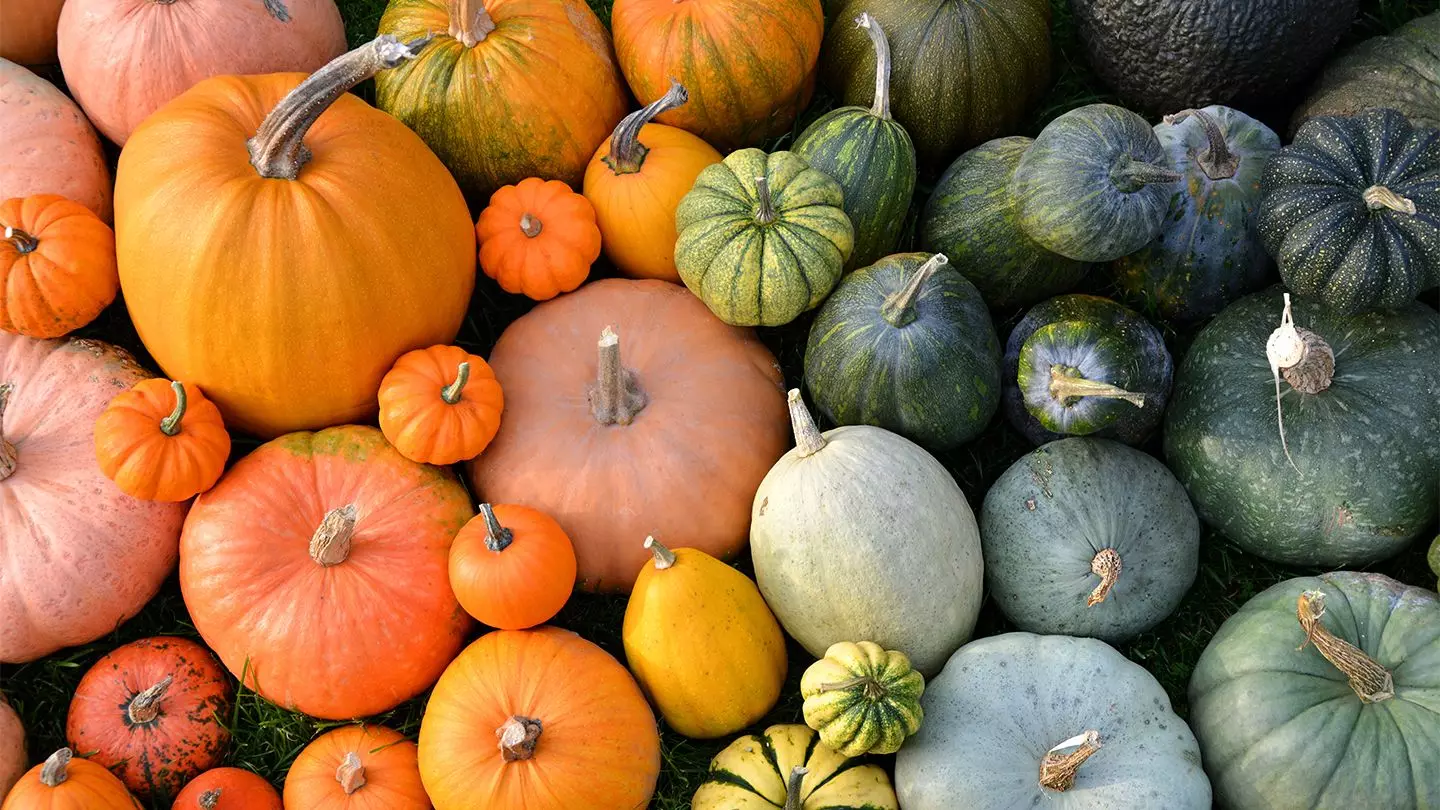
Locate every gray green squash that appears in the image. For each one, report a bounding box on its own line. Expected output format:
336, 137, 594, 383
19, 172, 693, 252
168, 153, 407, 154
1293, 12, 1440, 134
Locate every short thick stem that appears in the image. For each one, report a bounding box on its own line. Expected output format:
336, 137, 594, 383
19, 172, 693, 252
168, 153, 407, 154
644, 536, 676, 570
497, 716, 543, 761
335, 752, 366, 795
0, 383, 16, 482
448, 0, 496, 47
588, 327, 648, 426
1297, 590, 1395, 702
199, 789, 222, 810
160, 381, 187, 436
127, 675, 173, 724
1086, 549, 1122, 606
604, 81, 689, 174
881, 254, 946, 327
1163, 109, 1238, 179
518, 213, 543, 238
1039, 730, 1101, 792
1049, 367, 1145, 407
1109, 155, 1183, 192
3, 227, 38, 254
480, 503, 513, 552
441, 361, 470, 404
262, 0, 292, 22
310, 504, 358, 566
40, 749, 72, 787
1266, 293, 1331, 471
787, 389, 827, 458
754, 176, 777, 225
856, 12, 893, 119
783, 766, 808, 810
1363, 185, 1416, 215
1280, 328, 1334, 394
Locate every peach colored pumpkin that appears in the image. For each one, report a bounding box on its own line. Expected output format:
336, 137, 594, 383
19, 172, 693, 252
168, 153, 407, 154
0, 0, 65, 65
57, 0, 347, 146
0, 694, 25, 799
0, 335, 186, 663
0, 59, 111, 222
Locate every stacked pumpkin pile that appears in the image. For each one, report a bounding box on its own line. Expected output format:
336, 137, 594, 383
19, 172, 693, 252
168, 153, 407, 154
2, 0, 1439, 809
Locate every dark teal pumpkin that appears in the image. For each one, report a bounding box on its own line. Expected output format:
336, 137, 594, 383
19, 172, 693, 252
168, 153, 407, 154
804, 253, 1000, 450
1003, 295, 1172, 446
921, 137, 1090, 309
1113, 106, 1280, 322
1258, 108, 1440, 315
1011, 104, 1181, 263
1164, 290, 1440, 566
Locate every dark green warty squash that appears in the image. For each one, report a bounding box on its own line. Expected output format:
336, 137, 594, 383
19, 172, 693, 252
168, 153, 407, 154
1010, 104, 1182, 263
1113, 106, 1280, 322
921, 137, 1090, 309
675, 148, 854, 327
820, 0, 1051, 168
1003, 295, 1173, 447
794, 13, 916, 273
1258, 109, 1440, 315
804, 253, 1001, 451
1190, 572, 1440, 810
1293, 12, 1440, 134
1164, 290, 1440, 567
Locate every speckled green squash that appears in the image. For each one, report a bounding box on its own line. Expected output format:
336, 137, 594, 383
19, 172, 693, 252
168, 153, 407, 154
675, 148, 854, 327
921, 137, 1090, 308
1003, 295, 1173, 446
1114, 106, 1280, 322
1163, 290, 1440, 567
1011, 104, 1181, 262
803, 253, 1001, 451
1258, 109, 1440, 314
981, 438, 1199, 644
1293, 12, 1440, 134
800, 641, 924, 757
1190, 572, 1440, 810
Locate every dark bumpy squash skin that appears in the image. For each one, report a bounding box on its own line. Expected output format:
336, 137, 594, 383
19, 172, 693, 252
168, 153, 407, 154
820, 0, 1051, 168
921, 137, 1089, 309
1072, 0, 1359, 113
1293, 12, 1440, 135
1258, 109, 1440, 315
1164, 290, 1440, 567
804, 253, 1001, 451
1010, 104, 1181, 263
1114, 106, 1280, 322
1003, 295, 1173, 447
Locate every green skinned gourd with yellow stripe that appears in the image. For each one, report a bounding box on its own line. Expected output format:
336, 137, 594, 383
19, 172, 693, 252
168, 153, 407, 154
692, 724, 899, 810
801, 641, 925, 757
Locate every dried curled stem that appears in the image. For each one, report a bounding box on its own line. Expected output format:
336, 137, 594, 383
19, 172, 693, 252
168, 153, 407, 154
1297, 590, 1394, 703
1039, 730, 1101, 791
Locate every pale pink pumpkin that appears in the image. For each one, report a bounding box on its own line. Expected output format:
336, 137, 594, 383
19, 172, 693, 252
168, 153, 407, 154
0, 0, 66, 65
0, 334, 186, 663
0, 59, 112, 222
0, 693, 25, 799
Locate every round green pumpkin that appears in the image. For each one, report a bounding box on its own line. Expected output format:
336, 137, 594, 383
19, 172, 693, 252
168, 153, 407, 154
1164, 290, 1440, 567
793, 13, 916, 272
1258, 108, 1440, 315
1113, 106, 1280, 322
675, 148, 854, 327
803, 253, 1001, 451
1003, 294, 1173, 446
921, 137, 1090, 308
1011, 104, 1182, 263
1293, 12, 1440, 134
800, 640, 924, 757
1189, 572, 1440, 810
981, 438, 1199, 644
820, 0, 1051, 169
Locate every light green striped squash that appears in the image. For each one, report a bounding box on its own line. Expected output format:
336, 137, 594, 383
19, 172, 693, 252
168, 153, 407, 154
693, 724, 899, 810
675, 148, 854, 327
793, 13, 915, 272
801, 641, 925, 758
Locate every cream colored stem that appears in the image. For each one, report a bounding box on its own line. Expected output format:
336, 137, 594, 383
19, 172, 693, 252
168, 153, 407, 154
1039, 730, 1101, 791
644, 536, 676, 570
1297, 590, 1395, 702
1162, 108, 1238, 179
160, 381, 187, 436
589, 327, 648, 425
1363, 185, 1417, 215
335, 752, 366, 795
0, 383, 16, 481
1085, 549, 1122, 606
441, 361, 470, 404
310, 504, 359, 566
3, 227, 37, 254
448, 0, 496, 47
783, 766, 808, 810
497, 716, 543, 761
755, 176, 777, 225
881, 254, 947, 327
1048, 367, 1145, 407
787, 389, 827, 457
40, 749, 72, 787
856, 12, 893, 119
480, 503, 513, 553
127, 675, 173, 724
605, 80, 689, 174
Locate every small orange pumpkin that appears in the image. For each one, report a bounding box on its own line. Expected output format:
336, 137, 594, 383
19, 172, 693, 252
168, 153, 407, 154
378, 345, 503, 466
450, 504, 577, 630
282, 725, 429, 810
476, 178, 599, 301
95, 379, 231, 502
172, 768, 281, 810
0, 194, 117, 338
1, 749, 140, 810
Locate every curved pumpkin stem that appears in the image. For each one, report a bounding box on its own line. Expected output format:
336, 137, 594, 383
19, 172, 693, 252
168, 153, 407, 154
160, 381, 187, 437
589, 327, 648, 426
787, 389, 827, 458
1162, 109, 1238, 180
881, 253, 947, 327
783, 766, 808, 810
3, 227, 38, 254
1039, 730, 1101, 792
754, 175, 778, 225
479, 503, 513, 553
40, 749, 73, 787
856, 12, 893, 120
605, 80, 690, 175
1048, 367, 1145, 407
1363, 185, 1417, 215
1085, 548, 1122, 606
816, 675, 886, 701
441, 361, 471, 405
449, 0, 497, 47
1108, 154, 1182, 192
335, 752, 367, 795
644, 536, 676, 570
0, 383, 16, 481
199, 788, 223, 810
1297, 590, 1395, 703
310, 504, 359, 566
127, 675, 174, 724
497, 716, 543, 761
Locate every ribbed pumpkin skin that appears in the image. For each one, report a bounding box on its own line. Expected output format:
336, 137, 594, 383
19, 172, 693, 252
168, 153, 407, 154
800, 642, 924, 758
1114, 106, 1280, 322
376, 0, 629, 201
0, 194, 118, 339
803, 253, 1000, 450
172, 768, 281, 810
1293, 12, 1440, 133
921, 137, 1089, 309
821, 0, 1051, 168
284, 726, 429, 810
692, 724, 899, 810
1257, 109, 1440, 315
1164, 291, 1440, 567
1189, 572, 1440, 810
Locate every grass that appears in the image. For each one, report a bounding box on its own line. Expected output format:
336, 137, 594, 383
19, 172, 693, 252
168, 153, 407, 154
3, 1, 1438, 808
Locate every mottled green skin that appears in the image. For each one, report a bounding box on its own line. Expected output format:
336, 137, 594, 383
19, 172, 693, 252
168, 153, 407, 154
922, 137, 1090, 308
1011, 104, 1177, 262
1114, 106, 1281, 322
820, 0, 1051, 168
1430, 536, 1440, 582
793, 107, 916, 272
1293, 12, 1440, 135
981, 438, 1199, 644
804, 253, 1000, 450
676, 149, 854, 327
1163, 290, 1440, 567
1258, 109, 1440, 315
1190, 572, 1440, 810
1003, 295, 1173, 446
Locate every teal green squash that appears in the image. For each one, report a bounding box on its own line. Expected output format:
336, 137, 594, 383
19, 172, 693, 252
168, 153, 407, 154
1164, 290, 1440, 567
921, 137, 1090, 308
1010, 104, 1182, 263
981, 438, 1199, 644
820, 0, 1052, 168
1189, 572, 1440, 810
1003, 295, 1173, 446
1113, 106, 1281, 322
1292, 12, 1440, 134
803, 253, 1001, 451
793, 13, 916, 272
1258, 108, 1440, 315
675, 148, 854, 327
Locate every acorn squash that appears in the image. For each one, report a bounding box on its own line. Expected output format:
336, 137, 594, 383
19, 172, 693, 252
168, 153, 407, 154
693, 724, 899, 810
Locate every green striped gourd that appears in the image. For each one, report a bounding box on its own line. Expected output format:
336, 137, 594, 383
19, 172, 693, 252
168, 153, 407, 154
801, 641, 925, 757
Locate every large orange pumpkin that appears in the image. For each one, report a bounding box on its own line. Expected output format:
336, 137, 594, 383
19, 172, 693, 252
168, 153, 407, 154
179, 425, 472, 720
467, 279, 789, 592
0, 0, 65, 65
0, 194, 118, 339
282, 726, 429, 810
0, 335, 186, 664
0, 60, 112, 222
0, 694, 24, 799
1, 749, 140, 810
418, 627, 660, 810
172, 768, 282, 810
114, 36, 476, 438
611, 0, 824, 151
